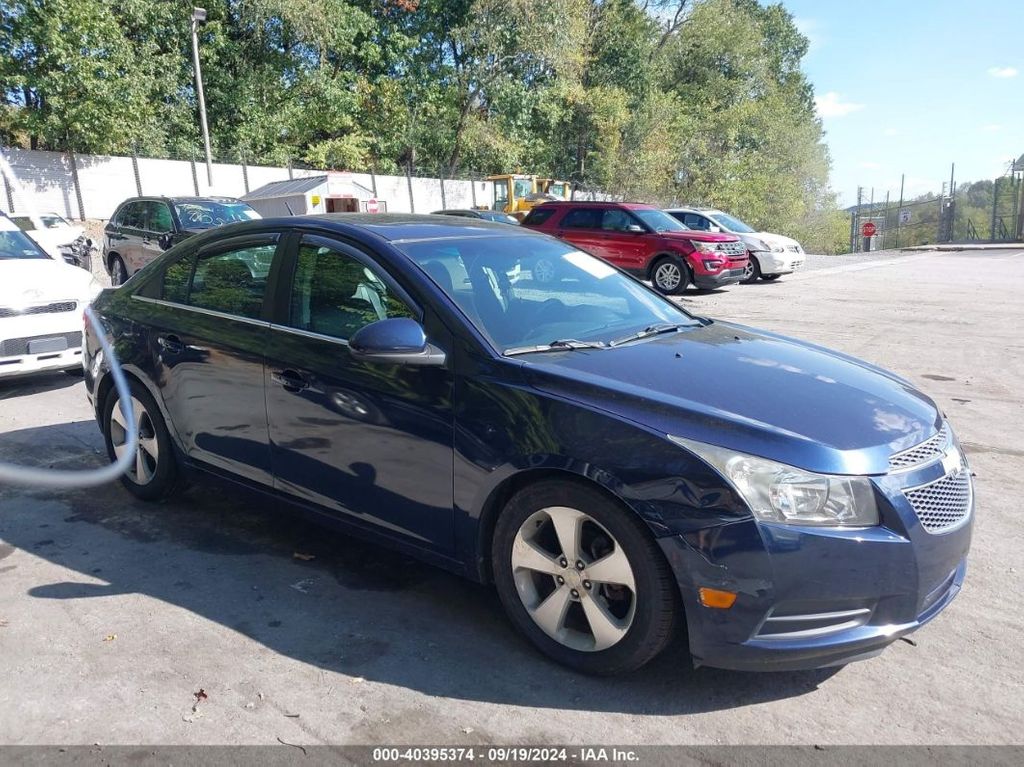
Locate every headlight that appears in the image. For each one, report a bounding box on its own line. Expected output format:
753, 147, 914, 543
751, 239, 771, 252
669, 436, 880, 526
691, 241, 716, 253
771, 245, 784, 253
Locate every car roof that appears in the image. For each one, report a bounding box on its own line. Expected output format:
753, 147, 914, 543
535, 201, 657, 210
117, 195, 246, 204
664, 206, 717, 214
228, 213, 548, 244
432, 209, 481, 215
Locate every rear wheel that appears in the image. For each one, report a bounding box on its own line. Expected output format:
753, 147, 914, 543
740, 254, 761, 284
102, 380, 179, 500
492, 480, 680, 674
651, 256, 689, 295
109, 255, 128, 286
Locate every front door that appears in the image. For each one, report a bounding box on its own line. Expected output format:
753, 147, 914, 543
141, 232, 280, 484
596, 208, 649, 271
264, 234, 456, 551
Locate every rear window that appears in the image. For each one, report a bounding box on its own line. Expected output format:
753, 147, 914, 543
522, 207, 557, 226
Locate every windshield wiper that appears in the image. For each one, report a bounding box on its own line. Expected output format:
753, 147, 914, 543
609, 323, 690, 347
504, 338, 608, 356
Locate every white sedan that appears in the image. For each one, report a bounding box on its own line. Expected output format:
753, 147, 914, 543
665, 207, 805, 283
0, 214, 101, 379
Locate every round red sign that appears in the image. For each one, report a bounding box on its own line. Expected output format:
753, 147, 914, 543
366, 198, 380, 214
861, 221, 877, 237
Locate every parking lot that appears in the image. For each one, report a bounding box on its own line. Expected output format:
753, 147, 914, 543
1, 246, 1022, 746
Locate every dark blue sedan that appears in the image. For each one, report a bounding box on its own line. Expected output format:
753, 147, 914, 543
83, 214, 973, 674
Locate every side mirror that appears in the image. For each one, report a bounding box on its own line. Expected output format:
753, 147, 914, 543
349, 318, 446, 367
626, 224, 645, 233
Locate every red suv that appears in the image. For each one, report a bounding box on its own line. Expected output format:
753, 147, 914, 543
521, 201, 748, 294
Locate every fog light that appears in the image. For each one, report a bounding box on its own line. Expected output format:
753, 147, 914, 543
702, 259, 724, 270
699, 587, 737, 609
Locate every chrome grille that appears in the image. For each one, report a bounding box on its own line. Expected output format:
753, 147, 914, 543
904, 467, 972, 534
889, 424, 950, 471
0, 331, 82, 358
0, 300, 77, 318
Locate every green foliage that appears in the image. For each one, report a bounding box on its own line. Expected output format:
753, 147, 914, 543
2, 0, 849, 249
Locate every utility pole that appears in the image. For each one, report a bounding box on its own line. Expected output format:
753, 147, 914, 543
191, 7, 213, 186
895, 174, 905, 248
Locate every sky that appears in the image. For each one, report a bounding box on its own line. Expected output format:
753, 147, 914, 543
780, 0, 1023, 206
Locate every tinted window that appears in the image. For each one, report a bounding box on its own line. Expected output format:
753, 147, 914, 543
10, 216, 34, 231
188, 243, 275, 319
0, 219, 49, 260
561, 208, 602, 229
118, 202, 147, 229
147, 202, 173, 233
522, 207, 556, 226
174, 200, 260, 229
683, 213, 709, 230
398, 236, 696, 351
601, 209, 636, 232
288, 238, 414, 340
162, 254, 195, 303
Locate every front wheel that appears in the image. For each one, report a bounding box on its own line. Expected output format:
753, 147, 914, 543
740, 254, 761, 284
651, 257, 690, 295
109, 255, 128, 287
102, 380, 179, 500
492, 480, 680, 674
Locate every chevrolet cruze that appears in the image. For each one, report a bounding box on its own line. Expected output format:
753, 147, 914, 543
83, 215, 972, 674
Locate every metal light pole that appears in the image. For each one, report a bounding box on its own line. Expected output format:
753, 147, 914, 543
190, 7, 213, 186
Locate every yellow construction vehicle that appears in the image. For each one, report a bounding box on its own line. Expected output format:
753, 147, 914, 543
486, 174, 572, 219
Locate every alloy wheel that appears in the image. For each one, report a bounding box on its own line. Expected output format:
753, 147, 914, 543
510, 506, 637, 652
742, 259, 754, 280
654, 262, 682, 291
109, 396, 160, 485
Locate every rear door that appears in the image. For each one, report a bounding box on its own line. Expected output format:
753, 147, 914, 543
135, 232, 281, 484
264, 233, 456, 551
111, 202, 146, 273
554, 207, 606, 257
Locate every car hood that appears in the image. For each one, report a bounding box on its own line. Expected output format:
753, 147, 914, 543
521, 321, 939, 475
750, 231, 802, 251
661, 230, 739, 243
0, 258, 99, 304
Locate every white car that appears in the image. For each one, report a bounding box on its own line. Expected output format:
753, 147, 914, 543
0, 214, 101, 379
665, 207, 805, 283
10, 211, 94, 272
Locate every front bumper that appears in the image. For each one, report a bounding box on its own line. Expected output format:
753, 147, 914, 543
754, 250, 803, 275
693, 266, 746, 289
1, 312, 85, 379
657, 463, 973, 672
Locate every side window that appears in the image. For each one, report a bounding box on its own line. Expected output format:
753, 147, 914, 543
288, 239, 414, 340
120, 203, 146, 229
683, 213, 709, 230
188, 242, 275, 319
162, 252, 196, 303
561, 208, 601, 229
601, 209, 633, 232
522, 207, 556, 226
148, 202, 173, 233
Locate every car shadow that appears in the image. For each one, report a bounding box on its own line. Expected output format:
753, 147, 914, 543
0, 371, 83, 399
0, 421, 841, 716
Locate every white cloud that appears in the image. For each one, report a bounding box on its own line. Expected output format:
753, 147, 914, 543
882, 128, 899, 136
982, 124, 1003, 133
860, 161, 882, 170
814, 91, 865, 118
988, 66, 1018, 78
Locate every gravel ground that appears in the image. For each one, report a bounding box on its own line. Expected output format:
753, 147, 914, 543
0, 246, 1022, 747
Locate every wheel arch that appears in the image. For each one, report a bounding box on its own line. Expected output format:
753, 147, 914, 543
645, 251, 692, 281
472, 464, 662, 584
94, 364, 185, 454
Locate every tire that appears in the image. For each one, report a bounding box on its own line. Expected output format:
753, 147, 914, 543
761, 274, 782, 281
492, 479, 680, 675
101, 379, 179, 501
740, 254, 761, 284
109, 255, 128, 287
650, 256, 690, 295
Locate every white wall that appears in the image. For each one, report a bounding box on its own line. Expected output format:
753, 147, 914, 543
0, 147, 498, 221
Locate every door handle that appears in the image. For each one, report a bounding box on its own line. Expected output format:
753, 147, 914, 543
157, 334, 184, 354
272, 369, 308, 393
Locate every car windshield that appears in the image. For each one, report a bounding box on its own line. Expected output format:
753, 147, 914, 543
173, 201, 260, 229
711, 212, 755, 233
397, 236, 699, 353
0, 221, 50, 259
482, 212, 520, 224
39, 214, 71, 228
630, 208, 688, 233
